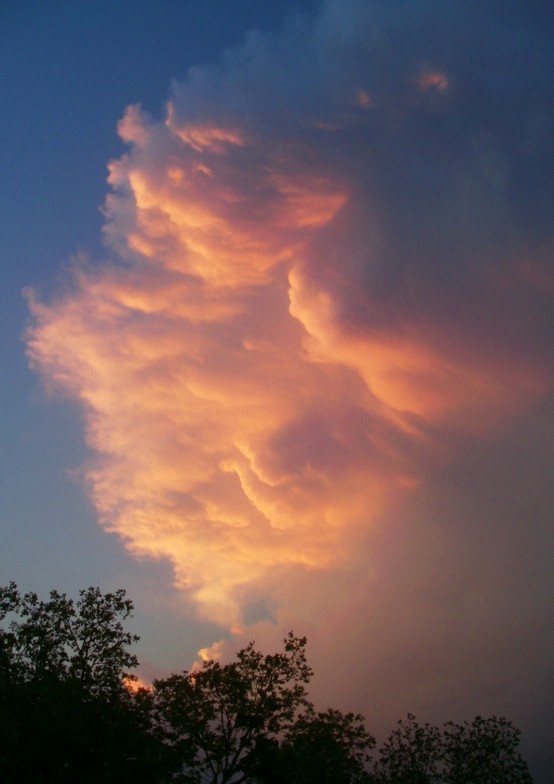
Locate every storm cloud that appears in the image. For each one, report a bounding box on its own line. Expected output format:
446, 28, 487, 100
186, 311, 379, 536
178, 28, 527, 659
26, 2, 554, 777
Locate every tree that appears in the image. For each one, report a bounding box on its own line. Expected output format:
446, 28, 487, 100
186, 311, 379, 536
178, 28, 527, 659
0, 583, 139, 695
280, 707, 374, 784
1, 584, 535, 784
149, 633, 313, 784
0, 581, 19, 689
442, 715, 533, 784
246, 707, 374, 784
371, 713, 533, 784
0, 582, 170, 783
372, 714, 444, 784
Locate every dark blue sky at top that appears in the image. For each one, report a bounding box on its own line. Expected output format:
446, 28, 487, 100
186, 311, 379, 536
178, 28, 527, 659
2, 0, 319, 289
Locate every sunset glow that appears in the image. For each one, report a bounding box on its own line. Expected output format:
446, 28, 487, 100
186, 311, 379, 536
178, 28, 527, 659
15, 4, 554, 779
27, 52, 553, 626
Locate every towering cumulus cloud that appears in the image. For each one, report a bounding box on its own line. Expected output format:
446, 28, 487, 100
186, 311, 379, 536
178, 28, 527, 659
27, 1, 554, 749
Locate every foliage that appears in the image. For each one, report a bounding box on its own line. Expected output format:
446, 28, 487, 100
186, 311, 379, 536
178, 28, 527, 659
442, 715, 533, 784
246, 707, 375, 784
0, 676, 170, 783
372, 713, 533, 784
149, 632, 313, 783
372, 713, 444, 784
282, 707, 374, 783
0, 582, 169, 783
0, 583, 535, 784
0, 582, 139, 695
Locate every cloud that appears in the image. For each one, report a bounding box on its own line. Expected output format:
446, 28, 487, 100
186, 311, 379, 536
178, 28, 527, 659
26, 2, 554, 775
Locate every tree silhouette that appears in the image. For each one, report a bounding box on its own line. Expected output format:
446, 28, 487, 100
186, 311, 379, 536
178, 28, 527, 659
442, 715, 533, 784
0, 582, 169, 783
0, 583, 535, 784
0, 583, 139, 694
246, 706, 375, 784
148, 633, 313, 783
372, 714, 443, 784
372, 713, 533, 784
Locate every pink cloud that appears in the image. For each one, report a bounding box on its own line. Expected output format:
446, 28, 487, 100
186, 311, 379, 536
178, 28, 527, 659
26, 81, 552, 627
25, 7, 554, 775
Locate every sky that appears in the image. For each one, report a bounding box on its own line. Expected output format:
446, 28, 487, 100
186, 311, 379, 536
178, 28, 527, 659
1, 1, 553, 779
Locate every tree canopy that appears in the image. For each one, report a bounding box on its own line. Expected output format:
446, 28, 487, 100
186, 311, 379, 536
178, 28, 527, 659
372, 713, 533, 784
245, 707, 374, 784
0, 582, 138, 694
147, 632, 313, 783
0, 583, 534, 783
0, 582, 165, 783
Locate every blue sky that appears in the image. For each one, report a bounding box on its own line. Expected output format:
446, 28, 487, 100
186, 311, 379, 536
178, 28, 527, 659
1, 0, 316, 662
1, 0, 328, 683
2, 2, 554, 780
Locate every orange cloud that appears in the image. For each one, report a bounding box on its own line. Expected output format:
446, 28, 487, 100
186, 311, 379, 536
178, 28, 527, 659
288, 260, 549, 433
26, 51, 554, 637
416, 70, 449, 92
355, 88, 374, 108
28, 104, 394, 626
173, 123, 245, 154
22, 21, 554, 775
